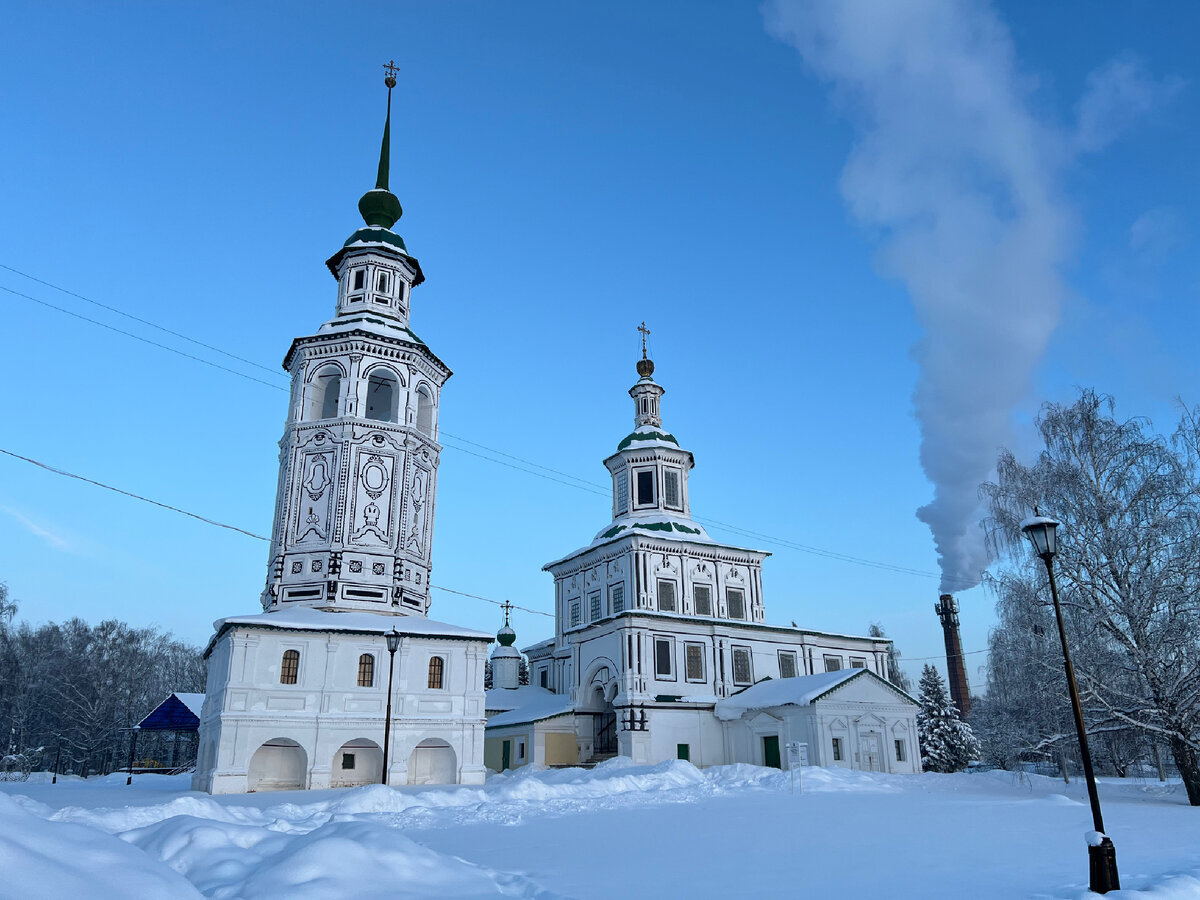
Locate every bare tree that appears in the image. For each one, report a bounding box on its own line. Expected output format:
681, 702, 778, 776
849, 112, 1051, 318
868, 622, 912, 693
981, 390, 1200, 804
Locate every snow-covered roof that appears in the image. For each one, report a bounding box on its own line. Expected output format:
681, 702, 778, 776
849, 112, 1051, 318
176, 693, 205, 719
208, 607, 491, 655
485, 686, 574, 728
714, 670, 915, 720
546, 513, 773, 569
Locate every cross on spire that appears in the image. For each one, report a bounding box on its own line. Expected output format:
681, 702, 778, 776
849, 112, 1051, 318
638, 321, 651, 358
382, 59, 399, 88
501, 600, 514, 626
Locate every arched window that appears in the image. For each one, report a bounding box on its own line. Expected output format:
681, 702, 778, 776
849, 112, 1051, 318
357, 653, 375, 687
280, 649, 300, 685
365, 369, 400, 423
427, 656, 444, 690
416, 386, 434, 435
307, 366, 342, 420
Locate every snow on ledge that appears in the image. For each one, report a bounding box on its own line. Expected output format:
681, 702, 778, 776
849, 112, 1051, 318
212, 607, 491, 641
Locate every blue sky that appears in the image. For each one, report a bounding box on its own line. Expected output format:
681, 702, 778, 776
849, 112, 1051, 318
1, 1, 1196, 687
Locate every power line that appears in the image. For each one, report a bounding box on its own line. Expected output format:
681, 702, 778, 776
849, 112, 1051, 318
0, 263, 285, 378
1, 265, 986, 592
0, 447, 270, 541
0, 446, 553, 620
0, 284, 287, 392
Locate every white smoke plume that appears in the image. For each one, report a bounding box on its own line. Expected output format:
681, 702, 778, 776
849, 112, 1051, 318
765, 0, 1177, 592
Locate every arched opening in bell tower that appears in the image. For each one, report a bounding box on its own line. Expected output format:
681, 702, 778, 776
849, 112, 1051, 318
305, 365, 343, 421
365, 368, 401, 423
416, 385, 434, 435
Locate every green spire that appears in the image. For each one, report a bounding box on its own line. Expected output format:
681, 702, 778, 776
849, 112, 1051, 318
358, 61, 403, 229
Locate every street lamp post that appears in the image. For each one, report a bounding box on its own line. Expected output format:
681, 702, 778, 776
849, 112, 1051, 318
1021, 513, 1120, 894
125, 725, 140, 786
381, 628, 401, 786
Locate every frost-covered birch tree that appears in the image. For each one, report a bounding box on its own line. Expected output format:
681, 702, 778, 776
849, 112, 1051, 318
982, 389, 1200, 805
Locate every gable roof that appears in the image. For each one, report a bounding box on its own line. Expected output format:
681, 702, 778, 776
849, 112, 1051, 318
485, 685, 574, 728
714, 670, 917, 721
137, 692, 205, 731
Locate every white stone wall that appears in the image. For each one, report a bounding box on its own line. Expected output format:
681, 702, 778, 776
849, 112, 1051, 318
194, 626, 488, 794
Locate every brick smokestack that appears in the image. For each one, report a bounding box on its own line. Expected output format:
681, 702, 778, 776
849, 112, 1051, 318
935, 593, 971, 717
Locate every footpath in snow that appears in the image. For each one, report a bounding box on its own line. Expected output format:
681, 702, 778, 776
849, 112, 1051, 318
2, 760, 1199, 899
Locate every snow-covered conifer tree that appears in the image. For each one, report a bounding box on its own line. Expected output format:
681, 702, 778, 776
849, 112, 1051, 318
917, 664, 980, 773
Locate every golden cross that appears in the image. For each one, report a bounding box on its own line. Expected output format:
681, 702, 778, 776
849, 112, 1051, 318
638, 321, 651, 357
383, 59, 400, 79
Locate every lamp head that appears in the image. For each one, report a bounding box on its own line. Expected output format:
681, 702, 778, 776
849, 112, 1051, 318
385, 628, 401, 653
1020, 513, 1061, 560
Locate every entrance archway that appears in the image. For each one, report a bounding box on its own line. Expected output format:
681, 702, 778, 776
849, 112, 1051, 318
247, 738, 307, 791
407, 738, 457, 785
330, 738, 383, 788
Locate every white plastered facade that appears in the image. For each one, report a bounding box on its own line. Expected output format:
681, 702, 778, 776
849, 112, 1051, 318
504, 357, 919, 774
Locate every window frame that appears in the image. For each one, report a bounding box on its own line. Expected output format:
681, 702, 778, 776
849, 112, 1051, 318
353, 269, 366, 291
653, 636, 675, 681
726, 587, 746, 620
778, 650, 798, 679
569, 599, 581, 628
634, 467, 657, 508
663, 467, 682, 510
589, 590, 602, 622
427, 656, 445, 690
823, 655, 843, 672
280, 649, 300, 685
342, 752, 356, 770
894, 739, 906, 762
656, 579, 677, 613
693, 584, 712, 617
615, 469, 629, 515
832, 737, 844, 762
850, 657, 867, 669
684, 642, 706, 682
611, 583, 625, 614
357, 653, 376, 687
731, 645, 753, 686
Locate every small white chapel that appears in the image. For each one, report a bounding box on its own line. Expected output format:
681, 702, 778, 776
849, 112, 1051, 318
193, 68, 490, 794
484, 340, 921, 775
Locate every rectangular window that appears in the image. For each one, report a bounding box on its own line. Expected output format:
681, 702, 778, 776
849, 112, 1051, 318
850, 657, 867, 669
377, 271, 389, 292
589, 590, 602, 622
517, 740, 526, 760
693, 584, 712, 616
657, 580, 677, 612
616, 470, 629, 514
357, 653, 375, 687
778, 651, 798, 679
353, 270, 365, 290
732, 646, 752, 685
654, 637, 674, 678
636, 469, 656, 506
611, 583, 625, 613
824, 655, 843, 672
677, 744, 690, 761
570, 600, 581, 628
895, 739, 906, 762
832, 737, 843, 762
539, 669, 549, 689
726, 588, 746, 620
685, 643, 705, 681
663, 469, 681, 509
342, 752, 355, 770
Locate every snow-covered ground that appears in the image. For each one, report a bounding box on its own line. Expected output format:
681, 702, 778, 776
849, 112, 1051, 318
2, 761, 1198, 899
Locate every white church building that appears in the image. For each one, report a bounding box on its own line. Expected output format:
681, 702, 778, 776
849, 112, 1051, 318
485, 345, 920, 774
193, 70, 490, 794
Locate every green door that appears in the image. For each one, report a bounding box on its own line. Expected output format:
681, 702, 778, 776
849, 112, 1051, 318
677, 744, 690, 761
763, 735, 781, 769
501, 740, 511, 771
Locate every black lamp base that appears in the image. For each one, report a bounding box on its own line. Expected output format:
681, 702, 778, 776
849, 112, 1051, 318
1088, 838, 1120, 894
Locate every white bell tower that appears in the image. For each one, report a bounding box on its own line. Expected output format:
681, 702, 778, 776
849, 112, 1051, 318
261, 65, 448, 617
